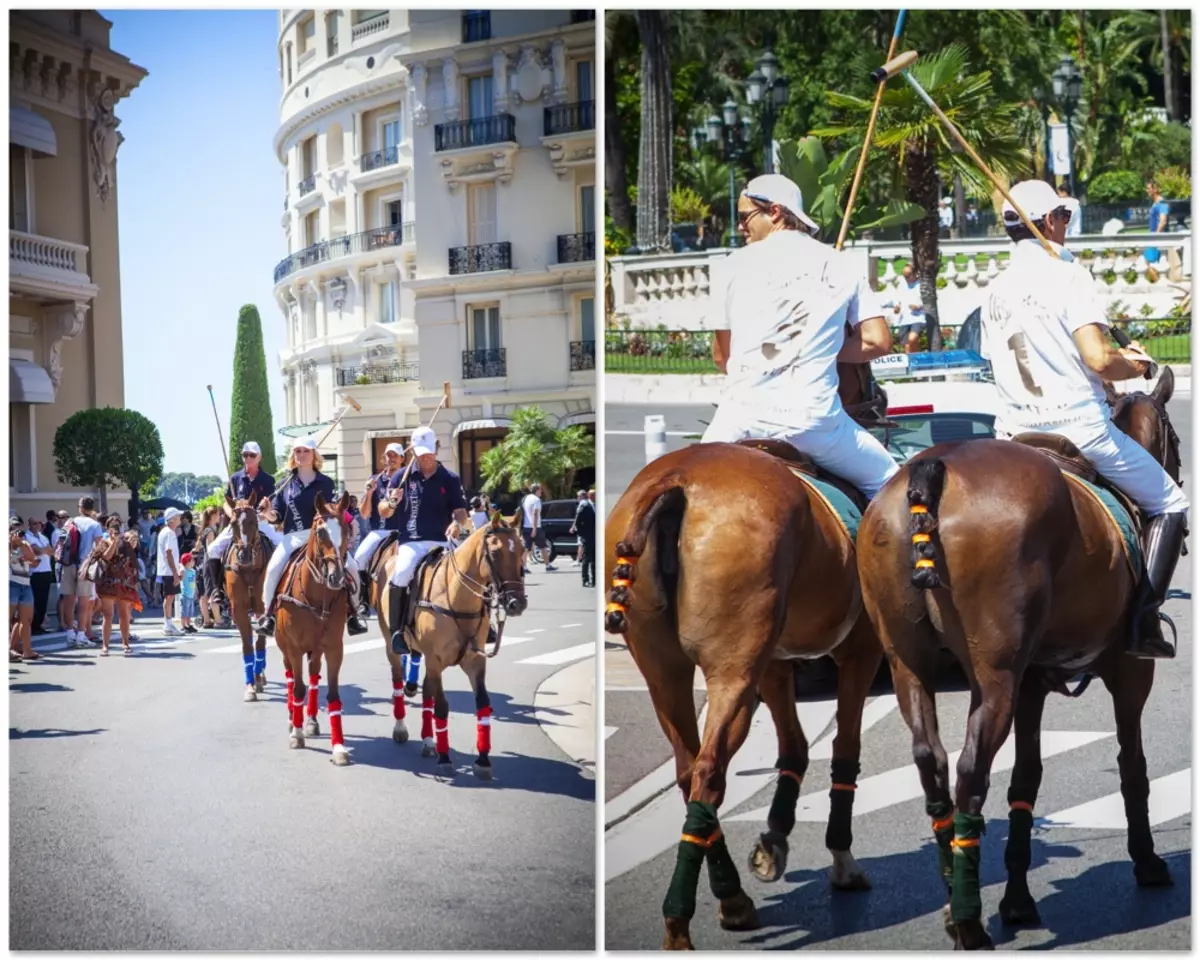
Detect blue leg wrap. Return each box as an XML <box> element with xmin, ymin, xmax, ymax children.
<box><xmin>406</xmin><ymin>653</ymin><xmax>422</xmax><ymax>687</ymax></box>
<box><xmin>254</xmin><ymin>650</ymin><xmax>266</xmax><ymax>679</ymax></box>
<box><xmin>242</xmin><ymin>652</ymin><xmax>255</xmax><ymax>685</ymax></box>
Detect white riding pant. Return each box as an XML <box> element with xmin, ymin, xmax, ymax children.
<box><xmin>262</xmin><ymin>529</ymin><xmax>360</xmax><ymax>611</ymax></box>
<box><xmin>996</xmin><ymin>416</ymin><xmax>1189</xmax><ymax>517</ymax></box>
<box><xmin>353</xmin><ymin>529</ymin><xmax>392</xmax><ymax>569</ymax></box>
<box><xmin>703</xmin><ymin>403</ymin><xmax>900</xmax><ymax>499</ymax></box>
<box><xmin>211</xmin><ymin>523</ymin><xmax>283</xmax><ymax>558</ymax></box>
<box><xmin>388</xmin><ymin>540</ymin><xmax>445</xmax><ymax>589</ymax></box>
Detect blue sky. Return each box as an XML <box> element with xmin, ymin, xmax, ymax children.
<box><xmin>106</xmin><ymin>9</ymin><xmax>287</xmax><ymax>478</ymax></box>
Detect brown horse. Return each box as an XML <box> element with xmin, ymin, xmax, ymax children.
<box><xmin>856</xmin><ymin>369</ymin><xmax>1182</xmax><ymax>949</ymax></box>
<box><xmin>275</xmin><ymin>491</ymin><xmax>354</xmax><ymax>766</ymax></box>
<box><xmin>604</xmin><ymin>442</ymin><xmax>884</xmax><ymax>950</ymax></box>
<box><xmin>223</xmin><ymin>495</ymin><xmax>269</xmax><ymax>702</ymax></box>
<box><xmin>363</xmin><ymin>535</ymin><xmax>421</xmax><ymax>739</ymax></box>
<box><xmin>376</xmin><ymin>512</ymin><xmax>527</xmax><ymax>778</ymax></box>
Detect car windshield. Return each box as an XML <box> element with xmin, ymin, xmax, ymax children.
<box><xmin>869</xmin><ymin>413</ymin><xmax>996</xmax><ymax>464</ymax></box>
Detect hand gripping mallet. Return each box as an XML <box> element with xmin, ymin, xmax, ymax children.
<box><xmin>871</xmin><ymin>50</ymin><xmax>1155</xmax><ymax>375</ymax></box>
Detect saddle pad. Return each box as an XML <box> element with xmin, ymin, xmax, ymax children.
<box><xmin>786</xmin><ymin>467</ymin><xmax>862</xmax><ymax>544</ymax></box>
<box><xmin>1061</xmin><ymin>472</ymin><xmax>1143</xmax><ymax>578</ymax></box>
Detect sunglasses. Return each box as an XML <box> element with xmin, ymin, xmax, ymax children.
<box><xmin>242</xmin><ymin>452</ymin><xmax>259</xmax><ymax>459</ymax></box>
<box><xmin>737</xmin><ymin>206</ymin><xmax>765</xmax><ymax>226</ymax></box>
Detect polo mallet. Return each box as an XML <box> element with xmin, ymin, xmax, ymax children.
<box><xmin>871</xmin><ymin>50</ymin><xmax>1156</xmax><ymax>375</ymax></box>
<box><xmin>206</xmin><ymin>385</ymin><xmax>233</xmax><ymax>480</ymax></box>
<box><xmin>835</xmin><ymin>10</ymin><xmax>907</xmax><ymax>250</ymax></box>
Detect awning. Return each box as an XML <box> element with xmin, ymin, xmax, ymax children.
<box><xmin>10</xmin><ymin>358</ymin><xmax>54</xmax><ymax>404</ymax></box>
<box><xmin>10</xmin><ymin>106</ymin><xmax>57</xmax><ymax>158</ymax></box>
<box><xmin>558</xmin><ymin>411</ymin><xmax>596</xmax><ymax>429</ymax></box>
<box><xmin>453</xmin><ymin>418</ymin><xmax>513</xmax><ymax>438</ymax></box>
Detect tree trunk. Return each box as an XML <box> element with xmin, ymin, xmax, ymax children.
<box><xmin>128</xmin><ymin>485</ymin><xmax>140</xmax><ymax>525</ymax></box>
<box><xmin>1160</xmin><ymin>11</ymin><xmax>1177</xmax><ymax>122</ymax></box>
<box><xmin>952</xmin><ymin>172</ymin><xmax>966</xmax><ymax>239</ymax></box>
<box><xmin>98</xmin><ymin>482</ymin><xmax>108</xmax><ymax>514</ymax></box>
<box><xmin>605</xmin><ymin>53</ymin><xmax>634</xmax><ymax>237</ymax></box>
<box><xmin>905</xmin><ymin>145</ymin><xmax>943</xmax><ymax>351</ymax></box>
<box><xmin>635</xmin><ymin>11</ymin><xmax>672</xmax><ymax>253</ymax></box>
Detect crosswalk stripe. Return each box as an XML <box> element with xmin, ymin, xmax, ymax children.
<box><xmin>528</xmin><ymin>629</ymin><xmax>545</xmax><ymax>634</ymax></box>
<box><xmin>604</xmin><ymin>726</ymin><xmax>618</xmax><ymax>740</ymax></box>
<box><xmin>1039</xmin><ymin>768</ymin><xmax>1191</xmax><ymax>830</ymax></box>
<box><xmin>516</xmin><ymin>642</ymin><xmax>595</xmax><ymax>666</ymax></box>
<box><xmin>560</xmin><ymin>623</ymin><xmax>582</xmax><ymax>628</ymax></box>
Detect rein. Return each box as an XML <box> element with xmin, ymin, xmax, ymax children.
<box><xmin>277</xmin><ymin>524</ymin><xmax>347</xmax><ymax>622</ymax></box>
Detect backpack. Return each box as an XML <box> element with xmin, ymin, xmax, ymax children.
<box><xmin>54</xmin><ymin>520</ymin><xmax>81</xmax><ymax>567</ymax></box>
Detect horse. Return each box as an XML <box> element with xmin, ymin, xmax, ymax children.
<box><xmin>363</xmin><ymin>535</ymin><xmax>426</xmax><ymax>737</ymax></box>
<box><xmin>603</xmin><ymin>440</ymin><xmax>885</xmax><ymax>951</ymax></box>
<box><xmin>274</xmin><ymin>491</ymin><xmax>354</xmax><ymax>766</ymax></box>
<box><xmin>856</xmin><ymin>368</ymin><xmax>1183</xmax><ymax>950</ymax></box>
<box><xmin>377</xmin><ymin>511</ymin><xmax>527</xmax><ymax>779</ymax></box>
<box><xmin>222</xmin><ymin>495</ymin><xmax>269</xmax><ymax>702</ymax></box>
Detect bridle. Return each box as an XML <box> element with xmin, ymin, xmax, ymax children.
<box><xmin>278</xmin><ymin>514</ymin><xmax>348</xmax><ymax>622</ymax></box>
<box><xmin>229</xmin><ymin>505</ymin><xmax>263</xmax><ymax>569</ymax></box>
<box><xmin>1113</xmin><ymin>392</ymin><xmax>1182</xmax><ymax>486</ymax></box>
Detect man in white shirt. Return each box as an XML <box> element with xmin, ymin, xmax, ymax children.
<box><xmin>701</xmin><ymin>173</ymin><xmax>900</xmax><ymax>499</ymax></box>
<box><xmin>64</xmin><ymin>497</ymin><xmax>104</xmax><ymax>648</ymax></box>
<box><xmin>156</xmin><ymin>507</ymin><xmax>184</xmax><ymax>636</ymax></box>
<box><xmin>885</xmin><ymin>264</ymin><xmax>926</xmax><ymax>354</ymax></box>
<box><xmin>982</xmin><ymin>178</ymin><xmax>1188</xmax><ymax>658</ymax></box>
<box><xmin>520</xmin><ymin>484</ymin><xmax>555</xmax><ymax>571</ymax></box>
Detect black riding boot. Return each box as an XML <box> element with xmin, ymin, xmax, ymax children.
<box><xmin>346</xmin><ymin>577</ymin><xmax>368</xmax><ymax>636</ymax></box>
<box><xmin>259</xmin><ymin>610</ymin><xmax>276</xmax><ymax>637</ymax></box>
<box><xmin>389</xmin><ymin>587</ymin><xmax>410</xmax><ymax>656</ymax></box>
<box><xmin>207</xmin><ymin>557</ymin><xmax>225</xmax><ymax>603</ymax></box>
<box><xmin>1127</xmin><ymin>512</ymin><xmax>1187</xmax><ymax>659</ymax></box>
<box><xmin>358</xmin><ymin>570</ymin><xmax>373</xmax><ymax>616</ymax></box>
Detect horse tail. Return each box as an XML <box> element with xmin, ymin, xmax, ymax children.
<box><xmin>604</xmin><ymin>473</ymin><xmax>686</xmax><ymax>635</ymax></box>
<box><xmin>907</xmin><ymin>458</ymin><xmax>946</xmax><ymax>590</ymax></box>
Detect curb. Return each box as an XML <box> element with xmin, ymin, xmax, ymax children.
<box><xmin>532</xmin><ymin>655</ymin><xmax>596</xmax><ymax>773</ymax></box>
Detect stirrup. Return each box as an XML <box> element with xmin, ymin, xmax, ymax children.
<box><xmin>390</xmin><ymin>630</ymin><xmax>410</xmax><ymax>656</ymax></box>
<box><xmin>346</xmin><ymin>613</ymin><xmax>368</xmax><ymax>636</ymax></box>
<box><xmin>1127</xmin><ymin>611</ymin><xmax>1177</xmax><ymax>660</ymax></box>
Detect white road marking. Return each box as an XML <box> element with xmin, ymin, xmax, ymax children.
<box><xmin>560</xmin><ymin>623</ymin><xmax>583</xmax><ymax>628</ymax></box>
<box><xmin>1039</xmin><ymin>768</ymin><xmax>1191</xmax><ymax>830</ymax></box>
<box><xmin>604</xmin><ymin>726</ymin><xmax>619</xmax><ymax>740</ymax></box>
<box><xmin>516</xmin><ymin>642</ymin><xmax>595</xmax><ymax>666</ymax></box>
<box><xmin>533</xmin><ymin>657</ymin><xmax>596</xmax><ymax>768</ymax></box>
<box><xmin>528</xmin><ymin>629</ymin><xmax>546</xmax><ymax>634</ymax></box>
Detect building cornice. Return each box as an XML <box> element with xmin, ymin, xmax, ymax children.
<box><xmin>274</xmin><ymin>69</ymin><xmax>407</xmax><ymax>162</ymax></box>
<box><xmin>10</xmin><ymin>18</ymin><xmax>147</xmax><ymax>111</ymax></box>
<box><xmin>401</xmin><ymin>21</ymin><xmax>593</xmax><ymax>70</ymax></box>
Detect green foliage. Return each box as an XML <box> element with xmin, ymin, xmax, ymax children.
<box><xmin>479</xmin><ymin>406</ymin><xmax>595</xmax><ymax>500</ymax></box>
<box><xmin>190</xmin><ymin>491</ymin><xmax>226</xmax><ymax>517</ymax></box>
<box><xmin>1087</xmin><ymin>170</ymin><xmax>1145</xmax><ymax>203</ymax></box>
<box><xmin>54</xmin><ymin>408</ymin><xmax>164</xmax><ymax>513</ymax></box>
<box><xmin>1154</xmin><ymin>165</ymin><xmax>1191</xmax><ymax>200</ymax></box>
<box><xmin>148</xmin><ymin>472</ymin><xmax>226</xmax><ymax>505</ymax></box>
<box><xmin>670</xmin><ymin>185</ymin><xmax>711</xmax><ymax>224</ymax></box>
<box><xmin>228</xmin><ymin>304</ymin><xmax>278</xmax><ymax>475</ymax></box>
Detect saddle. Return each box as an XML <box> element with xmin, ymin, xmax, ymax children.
<box><xmin>400</xmin><ymin>546</ymin><xmax>447</xmax><ymax>635</ymax></box>
<box><xmin>366</xmin><ymin>531</ymin><xmax>402</xmax><ymax>582</ymax></box>
<box><xmin>735</xmin><ymin>438</ymin><xmax>871</xmax><ymax>515</ymax></box>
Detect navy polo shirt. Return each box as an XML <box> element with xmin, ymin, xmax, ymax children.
<box><xmin>227</xmin><ymin>468</ymin><xmax>276</xmax><ymax>506</ymax></box>
<box><xmin>379</xmin><ymin>469</ymin><xmax>408</xmax><ymax>532</ymax></box>
<box><xmin>399</xmin><ymin>463</ymin><xmax>467</xmax><ymax>542</ymax></box>
<box><xmin>271</xmin><ymin>471</ymin><xmax>336</xmax><ymax>534</ymax></box>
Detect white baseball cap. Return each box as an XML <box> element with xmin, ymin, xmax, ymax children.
<box><xmin>742</xmin><ymin>173</ymin><xmax>820</xmax><ymax>236</ymax></box>
<box><xmin>1002</xmin><ymin>179</ymin><xmax>1080</xmax><ymax>226</ymax></box>
<box><xmin>409</xmin><ymin>426</ymin><xmax>437</xmax><ymax>457</ymax></box>
<box><xmin>164</xmin><ymin>507</ymin><xmax>183</xmax><ymax>522</ymax></box>
<box><xmin>293</xmin><ymin>436</ymin><xmax>318</xmax><ymax>451</ymax></box>
<box><xmin>384</xmin><ymin>442</ymin><xmax>405</xmax><ymax>458</ymax></box>
<box><xmin>241</xmin><ymin>441</ymin><xmax>261</xmax><ymax>456</ymax></box>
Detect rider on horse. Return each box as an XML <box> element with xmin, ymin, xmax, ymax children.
<box><xmin>207</xmin><ymin>440</ymin><xmax>279</xmax><ymax>604</ymax></box>
<box><xmin>982</xmin><ymin>179</ymin><xmax>1188</xmax><ymax>659</ymax></box>
<box><xmin>255</xmin><ymin>436</ymin><xmax>368</xmax><ymax>637</ymax></box>
<box><xmin>383</xmin><ymin>426</ymin><xmax>469</xmax><ymax>656</ymax></box>
<box><xmin>352</xmin><ymin>441</ymin><xmax>404</xmax><ymax>610</ymax></box>
<box><xmin>699</xmin><ymin>173</ymin><xmax>900</xmax><ymax>499</ymax></box>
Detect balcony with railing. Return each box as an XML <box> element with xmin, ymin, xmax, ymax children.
<box><xmin>435</xmin><ymin>114</ymin><xmax>516</xmax><ymax>152</ymax></box>
<box><xmin>360</xmin><ymin>144</ymin><xmax>400</xmax><ymax>173</ymax></box>
<box><xmin>557</xmin><ymin>232</ymin><xmax>595</xmax><ymax>263</ymax></box>
<box><xmin>463</xmin><ymin>348</ymin><xmax>506</xmax><ymax>380</ymax></box>
<box><xmin>298</xmin><ymin>174</ymin><xmax>316</xmax><ymax>196</ymax></box>
<box><xmin>448</xmin><ymin>241</ymin><xmax>512</xmax><ymax>275</ymax></box>
<box><xmin>352</xmin><ymin>12</ymin><xmax>389</xmax><ymax>43</ymax></box>
<box><xmin>336</xmin><ymin>361</ymin><xmax>420</xmax><ymax>387</ymax></box>
<box><xmin>544</xmin><ymin>100</ymin><xmax>595</xmax><ymax>136</ymax></box>
<box><xmin>569</xmin><ymin>340</ymin><xmax>595</xmax><ymax>372</ymax></box>
<box><xmin>10</xmin><ymin>229</ymin><xmax>97</xmax><ymax>301</ymax></box>
<box><xmin>462</xmin><ymin>11</ymin><xmax>491</xmax><ymax>43</ymax></box>
<box><xmin>273</xmin><ymin>222</ymin><xmax>415</xmax><ymax>284</ymax></box>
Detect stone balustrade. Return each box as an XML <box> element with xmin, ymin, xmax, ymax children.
<box><xmin>10</xmin><ymin>230</ymin><xmax>88</xmax><ymax>274</ymax></box>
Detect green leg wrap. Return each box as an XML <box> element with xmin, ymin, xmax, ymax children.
<box><xmin>949</xmin><ymin>811</ymin><xmax>987</xmax><ymax>923</ymax></box>
<box><xmin>1003</xmin><ymin>807</ymin><xmax>1033</xmax><ymax>880</ymax></box>
<box><xmin>663</xmin><ymin>801</ymin><xmax>719</xmax><ymax>920</ymax></box>
<box><xmin>767</xmin><ymin>770</ymin><xmax>802</xmax><ymax>836</ymax></box>
<box><xmin>705</xmin><ymin>835</ymin><xmax>742</xmax><ymax>901</ymax></box>
<box><xmin>926</xmin><ymin>799</ymin><xmax>954</xmax><ymax>894</ymax></box>
<box><xmin>825</xmin><ymin>758</ymin><xmax>860</xmax><ymax>851</ymax></box>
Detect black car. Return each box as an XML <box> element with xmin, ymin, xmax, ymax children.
<box><xmin>538</xmin><ymin>499</ymin><xmax>589</xmax><ymax>563</ymax></box>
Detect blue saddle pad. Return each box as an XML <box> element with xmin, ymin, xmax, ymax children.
<box><xmin>789</xmin><ymin>471</ymin><xmax>863</xmax><ymax>544</ymax></box>
<box><xmin>1064</xmin><ymin>473</ymin><xmax>1143</xmax><ymax>577</ymax></box>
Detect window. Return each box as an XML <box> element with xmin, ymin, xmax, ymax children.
<box><xmin>457</xmin><ymin>428</ymin><xmax>507</xmax><ymax>496</ymax></box>
<box><xmin>580</xmin><ymin>297</ymin><xmax>595</xmax><ymax>342</ymax></box>
<box><xmin>575</xmin><ymin>59</ymin><xmax>594</xmax><ymax>102</ymax></box>
<box><xmin>304</xmin><ymin>210</ymin><xmax>319</xmax><ymax>246</ymax></box>
<box><xmin>462</xmin><ymin>11</ymin><xmax>491</xmax><ymax>43</ymax></box>
<box><xmin>467</xmin><ymin>75</ymin><xmax>493</xmax><ymax>120</ymax></box>
<box><xmin>382</xmin><ymin>117</ymin><xmax>402</xmax><ymax>152</ymax></box>
<box><xmin>298</xmin><ymin>15</ymin><xmax>315</xmax><ymax>53</ymax></box>
<box><xmin>379</xmin><ymin>281</ymin><xmax>397</xmax><ymax>324</ymax></box>
<box><xmin>467</xmin><ymin>183</ymin><xmax>496</xmax><ymax>246</ymax></box>
<box><xmin>470</xmin><ymin>305</ymin><xmax>501</xmax><ymax>351</ymax></box>
<box><xmin>580</xmin><ymin>184</ymin><xmax>595</xmax><ymax>234</ymax></box>
<box><xmin>301</xmin><ymin>137</ymin><xmax>316</xmax><ymax>178</ymax></box>
<box><xmin>326</xmin><ymin>11</ymin><xmax>340</xmax><ymax>56</ymax></box>
<box><xmin>286</xmin><ymin>44</ymin><xmax>293</xmax><ymax>84</ymax></box>
<box><xmin>385</xmin><ymin>199</ymin><xmax>403</xmax><ymax>227</ymax></box>
<box><xmin>10</xmin><ymin>145</ymin><xmax>30</xmax><ymax>233</ymax></box>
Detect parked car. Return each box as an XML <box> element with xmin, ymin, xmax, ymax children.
<box><xmin>536</xmin><ymin>499</ymin><xmax>586</xmax><ymax>564</ymax></box>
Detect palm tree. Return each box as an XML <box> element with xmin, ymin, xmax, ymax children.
<box><xmin>1114</xmin><ymin>10</ymin><xmax>1191</xmax><ymax>122</ymax></box>
<box><xmin>635</xmin><ymin>12</ymin><xmax>673</xmax><ymax>253</ymax></box>
<box><xmin>677</xmin><ymin>152</ymin><xmax>732</xmax><ymax>237</ymax></box>
<box><xmin>605</xmin><ymin>11</ymin><xmax>637</xmax><ymax>235</ymax></box>
<box><xmin>479</xmin><ymin>407</ymin><xmax>595</xmax><ymax>500</ymax></box>
<box><xmin>812</xmin><ymin>43</ymin><xmax>1028</xmax><ymax>349</ymax></box>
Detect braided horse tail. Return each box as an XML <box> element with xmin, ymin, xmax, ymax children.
<box><xmin>604</xmin><ymin>473</ymin><xmax>686</xmax><ymax>635</ymax></box>
<box><xmin>907</xmin><ymin>458</ymin><xmax>947</xmax><ymax>589</ymax></box>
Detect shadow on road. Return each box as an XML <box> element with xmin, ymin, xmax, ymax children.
<box><xmin>10</xmin><ymin>727</ymin><xmax>106</xmax><ymax>740</ymax></box>
<box><xmin>9</xmin><ymin>682</ymin><xmax>73</xmax><ymax>695</ymax></box>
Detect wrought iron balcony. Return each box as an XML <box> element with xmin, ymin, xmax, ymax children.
<box><xmin>273</xmin><ymin>222</ymin><xmax>414</xmax><ymax>284</ymax></box>
<box><xmin>463</xmin><ymin>348</ymin><xmax>506</xmax><ymax>380</ymax></box>
<box><xmin>435</xmin><ymin>114</ymin><xmax>516</xmax><ymax>152</ymax></box>
<box><xmin>336</xmin><ymin>362</ymin><xmax>420</xmax><ymax>387</ymax></box>
<box><xmin>557</xmin><ymin>232</ymin><xmax>595</xmax><ymax>263</ymax></box>
<box><xmin>448</xmin><ymin>241</ymin><xmax>512</xmax><ymax>275</ymax></box>
<box><xmin>462</xmin><ymin>11</ymin><xmax>491</xmax><ymax>42</ymax></box>
<box><xmin>543</xmin><ymin>100</ymin><xmax>594</xmax><ymax>136</ymax></box>
<box><xmin>569</xmin><ymin>340</ymin><xmax>595</xmax><ymax>372</ymax></box>
<box><xmin>298</xmin><ymin>174</ymin><xmax>316</xmax><ymax>196</ymax></box>
<box><xmin>360</xmin><ymin>144</ymin><xmax>400</xmax><ymax>172</ymax></box>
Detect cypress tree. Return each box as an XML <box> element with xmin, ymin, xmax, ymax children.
<box><xmin>228</xmin><ymin>304</ymin><xmax>278</xmax><ymax>475</ymax></box>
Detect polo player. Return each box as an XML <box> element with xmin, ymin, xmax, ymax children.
<box><xmin>207</xmin><ymin>440</ymin><xmax>278</xmax><ymax>605</ymax></box>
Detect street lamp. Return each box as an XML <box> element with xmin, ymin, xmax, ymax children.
<box><xmin>745</xmin><ymin>49</ymin><xmax>790</xmax><ymax>174</ymax></box>
<box><xmin>1051</xmin><ymin>55</ymin><xmax>1083</xmax><ymax>195</ymax></box>
<box><xmin>1033</xmin><ymin>84</ymin><xmax>1052</xmax><ymax>184</ymax></box>
<box><xmin>707</xmin><ymin>100</ymin><xmax>751</xmax><ymax>248</ymax></box>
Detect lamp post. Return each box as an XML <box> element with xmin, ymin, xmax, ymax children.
<box><xmin>707</xmin><ymin>100</ymin><xmax>751</xmax><ymax>248</ymax></box>
<box><xmin>1033</xmin><ymin>85</ymin><xmax>1052</xmax><ymax>184</ymax></box>
<box><xmin>1051</xmin><ymin>56</ymin><xmax>1083</xmax><ymax>195</ymax></box>
<box><xmin>745</xmin><ymin>50</ymin><xmax>790</xmax><ymax>174</ymax></box>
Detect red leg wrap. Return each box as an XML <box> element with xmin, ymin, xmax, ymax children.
<box><xmin>291</xmin><ymin>697</ymin><xmax>304</xmax><ymax>731</ymax></box>
<box><xmin>421</xmin><ymin>698</ymin><xmax>434</xmax><ymax>740</ymax></box>
<box><xmin>435</xmin><ymin>718</ymin><xmax>450</xmax><ymax>756</ymax></box>
<box><xmin>285</xmin><ymin>670</ymin><xmax>294</xmax><ymax>716</ymax></box>
<box><xmin>393</xmin><ymin>686</ymin><xmax>407</xmax><ymax>721</ymax></box>
<box><xmin>476</xmin><ymin>705</ymin><xmax>493</xmax><ymax>754</ymax></box>
<box><xmin>328</xmin><ymin>699</ymin><xmax>344</xmax><ymax>748</ymax></box>
<box><xmin>306</xmin><ymin>674</ymin><xmax>320</xmax><ymax>718</ymax></box>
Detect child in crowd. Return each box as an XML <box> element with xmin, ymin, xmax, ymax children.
<box><xmin>179</xmin><ymin>552</ymin><xmax>198</xmax><ymax>634</ymax></box>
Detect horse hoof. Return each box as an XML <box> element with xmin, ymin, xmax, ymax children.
<box><xmin>392</xmin><ymin>723</ymin><xmax>409</xmax><ymax>745</ymax></box>
<box><xmin>289</xmin><ymin>734</ymin><xmax>305</xmax><ymax>750</ymax></box>
<box><xmin>421</xmin><ymin>738</ymin><xmax>436</xmax><ymax>758</ymax></box>
<box><xmin>952</xmin><ymin>920</ymin><xmax>994</xmax><ymax>951</ymax></box>
<box><xmin>662</xmin><ymin>918</ymin><xmax>694</xmax><ymax>951</ymax></box>
<box><xmin>473</xmin><ymin>761</ymin><xmax>493</xmax><ymax>781</ymax></box>
<box><xmin>255</xmin><ymin>675</ymin><xmax>266</xmax><ymax>693</ymax></box>
<box><xmin>243</xmin><ymin>686</ymin><xmax>257</xmax><ymax>702</ymax></box>
<box><xmin>999</xmin><ymin>887</ymin><xmax>1040</xmax><ymax>926</ymax></box>
<box><xmin>1134</xmin><ymin>855</ymin><xmax>1174</xmax><ymax>887</ymax></box>
<box><xmin>404</xmin><ymin>682</ymin><xmax>419</xmax><ymax>698</ymax></box>
<box><xmin>304</xmin><ymin>718</ymin><xmax>320</xmax><ymax>738</ymax></box>
<box><xmin>829</xmin><ymin>849</ymin><xmax>871</xmax><ymax>891</ymax></box>
<box><xmin>748</xmin><ymin>830</ymin><xmax>788</xmax><ymax>883</ymax></box>
<box><xmin>436</xmin><ymin>759</ymin><xmax>455</xmax><ymax>778</ymax></box>
<box><xmin>330</xmin><ymin>746</ymin><xmax>351</xmax><ymax>766</ymax></box>
<box><xmin>717</xmin><ymin>890</ymin><xmax>760</xmax><ymax>932</ymax></box>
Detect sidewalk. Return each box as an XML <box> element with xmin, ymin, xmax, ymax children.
<box><xmin>533</xmin><ymin>655</ymin><xmax>596</xmax><ymax>773</ymax></box>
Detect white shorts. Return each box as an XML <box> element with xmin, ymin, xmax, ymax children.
<box><xmin>353</xmin><ymin>529</ymin><xmax>392</xmax><ymax>569</ymax></box>
<box><xmin>702</xmin><ymin>404</ymin><xmax>900</xmax><ymax>499</ymax></box>
<box><xmin>997</xmin><ymin>417</ymin><xmax>1189</xmax><ymax>517</ymax></box>
<box><xmin>388</xmin><ymin>541</ymin><xmax>445</xmax><ymax>589</ymax></box>
<box><xmin>211</xmin><ymin>523</ymin><xmax>283</xmax><ymax>559</ymax></box>
<box><xmin>262</xmin><ymin>529</ymin><xmax>359</xmax><ymax>609</ymax></box>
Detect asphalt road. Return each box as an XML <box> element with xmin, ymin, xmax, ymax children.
<box><xmin>603</xmin><ymin>392</ymin><xmax>1191</xmax><ymax>950</ymax></box>
<box><xmin>11</xmin><ymin>564</ymin><xmax>597</xmax><ymax>950</ymax></box>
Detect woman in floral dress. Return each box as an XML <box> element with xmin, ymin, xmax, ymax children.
<box><xmin>95</xmin><ymin>515</ymin><xmax>143</xmax><ymax>656</ymax></box>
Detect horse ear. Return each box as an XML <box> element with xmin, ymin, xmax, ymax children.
<box><xmin>489</xmin><ymin>508</ymin><xmax>504</xmax><ymax>528</ymax></box>
<box><xmin>314</xmin><ymin>490</ymin><xmax>327</xmax><ymax>515</ymax></box>
<box><xmin>336</xmin><ymin>491</ymin><xmax>350</xmax><ymax>517</ymax></box>
<box><xmin>1152</xmin><ymin>365</ymin><xmax>1174</xmax><ymax>406</ymax></box>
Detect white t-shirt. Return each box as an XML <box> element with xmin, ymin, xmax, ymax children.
<box><xmin>521</xmin><ymin>493</ymin><xmax>542</xmax><ymax>529</ymax></box>
<box><xmin>25</xmin><ymin>530</ymin><xmax>51</xmax><ymax>575</ymax></box>
<box><xmin>885</xmin><ymin>277</ymin><xmax>925</xmax><ymax>328</ymax></box>
<box><xmin>156</xmin><ymin>525</ymin><xmax>180</xmax><ymax>579</ymax></box>
<box><xmin>981</xmin><ymin>239</ymin><xmax>1110</xmax><ymax>430</ymax></box>
<box><xmin>470</xmin><ymin>509</ymin><xmax>489</xmax><ymax>531</ymax></box>
<box><xmin>717</xmin><ymin>229</ymin><xmax>881</xmax><ymax>427</ymax></box>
